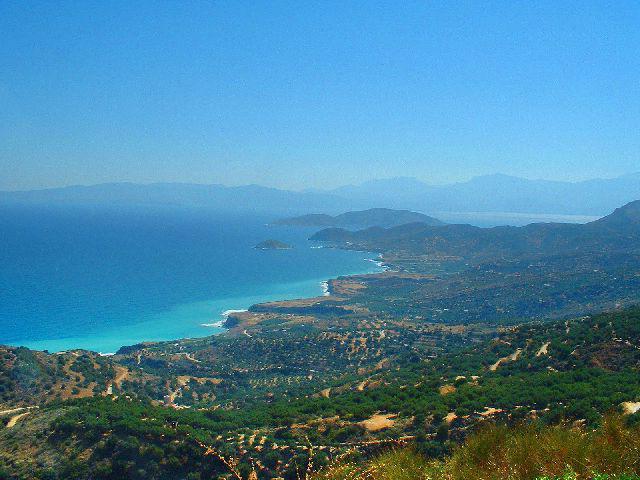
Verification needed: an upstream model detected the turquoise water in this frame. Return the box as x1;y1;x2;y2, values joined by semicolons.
0;205;381;353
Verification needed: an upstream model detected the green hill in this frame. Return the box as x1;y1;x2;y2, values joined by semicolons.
275;208;445;228
310;200;640;263
3;307;640;479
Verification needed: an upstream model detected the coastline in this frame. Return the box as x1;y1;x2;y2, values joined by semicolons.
222;249;390;333
200;309;248;328
215;248;387;333
211;248;388;333
15;249;386;354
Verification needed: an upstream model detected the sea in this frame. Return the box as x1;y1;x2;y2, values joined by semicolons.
0;204;383;353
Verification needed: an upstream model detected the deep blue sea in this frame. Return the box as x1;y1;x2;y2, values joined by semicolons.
0;205;382;353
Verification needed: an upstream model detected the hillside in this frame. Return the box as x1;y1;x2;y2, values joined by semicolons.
2;308;640;478
311;200;640;263
0;347;118;406
275;208;444;228
314;419;640;479
592;199;640;230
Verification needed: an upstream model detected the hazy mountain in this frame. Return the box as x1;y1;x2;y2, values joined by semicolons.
274;208;444;228
0;182;362;216
325;173;640;216
330;177;436;204
2;173;639;218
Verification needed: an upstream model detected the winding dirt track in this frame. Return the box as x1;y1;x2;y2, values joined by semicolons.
6;412;30;428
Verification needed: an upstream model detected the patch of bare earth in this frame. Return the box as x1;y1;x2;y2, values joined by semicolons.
479;407;503;418
358;413;396;432
489;348;522;371
6;412;30;428
621;401;640;415
444;412;458;424
439;384;456;395
536;342;551;357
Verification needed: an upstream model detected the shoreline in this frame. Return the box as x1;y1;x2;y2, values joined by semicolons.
222;249;390;333
200;309;248;328
11;249;386;354
222;250;386;330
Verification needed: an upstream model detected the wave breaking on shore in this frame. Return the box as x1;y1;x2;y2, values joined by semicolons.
201;309;249;328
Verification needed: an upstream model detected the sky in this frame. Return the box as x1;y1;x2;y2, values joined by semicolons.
1;1;639;191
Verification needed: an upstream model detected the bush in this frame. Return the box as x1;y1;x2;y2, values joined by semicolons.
312;415;640;480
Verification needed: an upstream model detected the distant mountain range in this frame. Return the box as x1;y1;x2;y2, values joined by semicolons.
323;173;640;216
1;173;639;218
274;208;444;228
0;182;358;216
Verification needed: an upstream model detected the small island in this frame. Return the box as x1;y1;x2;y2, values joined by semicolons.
254;239;292;250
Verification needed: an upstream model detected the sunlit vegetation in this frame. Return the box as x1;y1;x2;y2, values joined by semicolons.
314;414;640;480
1;307;640;478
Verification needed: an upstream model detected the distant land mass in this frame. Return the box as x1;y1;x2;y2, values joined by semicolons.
2;173;640;218
274;208;444;228
311;200;640;263
323;172;640;216
254;239;292;250
0;182;358;216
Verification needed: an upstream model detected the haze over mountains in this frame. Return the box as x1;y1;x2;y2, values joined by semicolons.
1;173;639;218
324;173;640;216
0;182;354;216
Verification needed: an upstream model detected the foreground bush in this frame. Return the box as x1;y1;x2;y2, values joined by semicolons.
313;415;640;480
312;449;440;480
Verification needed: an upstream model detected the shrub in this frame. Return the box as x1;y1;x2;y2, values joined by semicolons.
312;415;640;480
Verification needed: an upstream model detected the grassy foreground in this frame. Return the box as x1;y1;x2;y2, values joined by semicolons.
312;415;640;480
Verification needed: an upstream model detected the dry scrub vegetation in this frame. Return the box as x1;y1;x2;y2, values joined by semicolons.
312;415;640;480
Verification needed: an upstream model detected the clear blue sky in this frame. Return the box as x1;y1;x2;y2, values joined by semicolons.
1;1;639;190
